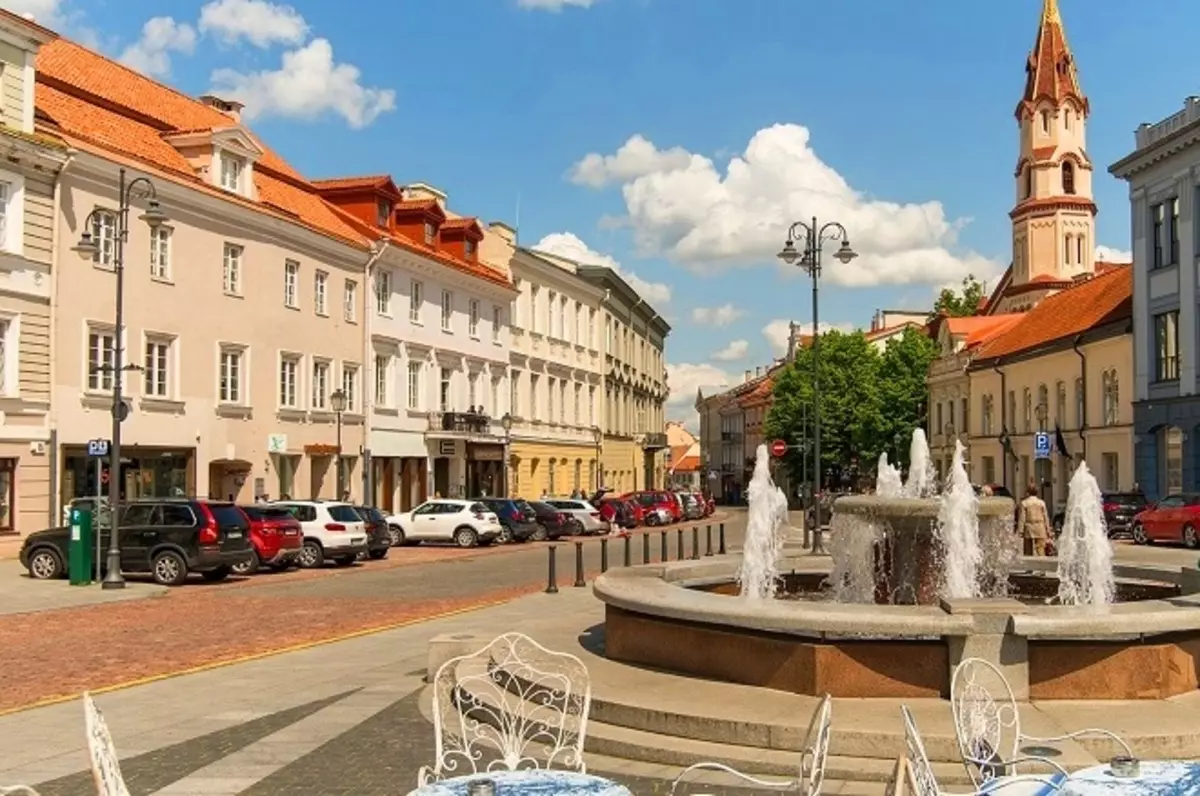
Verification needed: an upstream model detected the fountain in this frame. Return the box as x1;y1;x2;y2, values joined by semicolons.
738;444;788;600
937;440;983;601
875;452;903;498
1056;461;1115;606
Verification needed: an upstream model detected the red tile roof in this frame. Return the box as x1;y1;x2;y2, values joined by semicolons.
1016;0;1088;119
669;445;700;473
311;175;396;192
944;314;1025;348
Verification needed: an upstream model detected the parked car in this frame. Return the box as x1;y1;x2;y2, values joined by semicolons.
597;497;637;529
272;500;368;568
1130;494;1199;547
678;492;705;521
1052;491;1147;539
527;501;573;541
545;498;609;535
631;492;676;525
21;498;254;586
387;499;501;547
474;498;540;543
235;504;303;574
352;506;392;559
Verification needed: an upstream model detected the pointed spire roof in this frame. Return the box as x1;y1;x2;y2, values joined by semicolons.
1016;0;1087;119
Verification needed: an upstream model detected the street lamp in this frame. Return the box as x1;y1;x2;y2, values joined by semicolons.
592;425;603;491
71;168;167;590
330;388;347;499
777;217;857;555
501;412;513;496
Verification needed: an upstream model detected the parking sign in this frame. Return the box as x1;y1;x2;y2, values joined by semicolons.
86;439;110;458
1034;431;1052;460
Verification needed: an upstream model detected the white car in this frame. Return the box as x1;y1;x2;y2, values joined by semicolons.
387;499;501;548
272;500;368;568
545;498;610;535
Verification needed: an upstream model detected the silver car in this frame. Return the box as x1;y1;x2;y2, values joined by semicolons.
545;498;610;535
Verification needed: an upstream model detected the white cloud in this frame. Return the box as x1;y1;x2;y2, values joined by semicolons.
0;0;62;25
711;339;750;362
762;319;854;357
570;134;691;188
518;0;598;10
531;232;672;308
691;304;743;327
118;17;197;78
210;38;395;128
569;124;1002;288
666;362;731;414
199;0;309;47
1095;245;1132;263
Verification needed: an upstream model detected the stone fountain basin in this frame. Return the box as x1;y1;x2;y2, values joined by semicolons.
593;555;1200;701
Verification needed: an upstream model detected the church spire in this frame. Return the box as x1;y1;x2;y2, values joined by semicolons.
1016;0;1087;120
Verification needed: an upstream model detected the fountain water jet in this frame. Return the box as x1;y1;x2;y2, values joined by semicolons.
876;453;903;498
738;444;788;600
1056;461;1116;606
936;439;982;600
902;428;937;498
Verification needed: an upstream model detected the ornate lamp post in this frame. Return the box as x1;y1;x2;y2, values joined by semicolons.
330;388;347;499
501;412;513;496
71;169;168;590
592;425;604;491
777;218;857;554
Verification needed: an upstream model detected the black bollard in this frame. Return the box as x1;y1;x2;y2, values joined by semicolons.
623;534;632;567
705;524;713;556
676;528;684;560
660;529;668;562
691;526;700;560
719;522;727;555
643;532;651;564
545;546;559;594
574;541;586;588
600;537;609;573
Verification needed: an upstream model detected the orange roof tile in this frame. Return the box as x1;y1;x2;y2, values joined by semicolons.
397;198;440;212
311;175;395;191
945;314;1025;347
673;455;701;473
441;217;478;230
974;266;1131;361
739;376;775;408
1017;0;1088;119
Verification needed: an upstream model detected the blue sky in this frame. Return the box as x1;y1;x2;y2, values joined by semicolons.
6;0;1193;425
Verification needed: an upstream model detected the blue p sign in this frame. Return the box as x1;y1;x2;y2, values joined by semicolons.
1034;432;1052;459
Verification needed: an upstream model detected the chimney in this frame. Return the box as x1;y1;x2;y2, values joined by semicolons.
405;182;447;209
756;366;762;378
744;370;752;383
489;221;517;245
199;94;244;123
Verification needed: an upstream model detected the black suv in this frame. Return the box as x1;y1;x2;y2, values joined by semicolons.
352;505;392;559
475;498;540;543
1052;491;1147;538
20;498;254;586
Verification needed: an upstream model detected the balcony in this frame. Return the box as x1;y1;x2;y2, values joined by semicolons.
426;411;503;440
641;431;669;450
721;431;743;442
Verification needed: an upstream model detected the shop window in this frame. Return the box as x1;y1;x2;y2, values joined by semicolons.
0;458;13;531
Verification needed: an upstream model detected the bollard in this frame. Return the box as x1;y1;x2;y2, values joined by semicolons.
719;522;727;555
574;541;586;588
677;528;684;560
600;537;609;573
660;529;668;562
705;524;713;556
643;532;651;564
545;546;559;594
623;534;632;567
691;526;700;560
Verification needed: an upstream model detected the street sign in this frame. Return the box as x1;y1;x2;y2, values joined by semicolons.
86;439;110;458
769;439;788;457
1034;431;1052;460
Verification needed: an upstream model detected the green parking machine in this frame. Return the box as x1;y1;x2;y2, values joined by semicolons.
68;506;94;586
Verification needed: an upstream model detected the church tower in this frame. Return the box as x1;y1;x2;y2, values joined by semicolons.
998;0;1096;313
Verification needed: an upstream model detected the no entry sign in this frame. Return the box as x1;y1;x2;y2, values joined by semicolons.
770;439;788;457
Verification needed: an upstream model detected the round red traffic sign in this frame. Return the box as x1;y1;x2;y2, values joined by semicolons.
769;439;788;457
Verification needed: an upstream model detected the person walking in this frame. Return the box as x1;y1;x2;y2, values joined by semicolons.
1017;481;1050;556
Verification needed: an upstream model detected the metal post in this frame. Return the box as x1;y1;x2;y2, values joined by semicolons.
600;537;608;572
642;532;650;564
660;529;667;562
623;534;631;567
545;546;559;594
705;524;713;556
102;169;129;590
676;528;684;560
809;219;826;557
691;526;700;560
335;409;344;499
573;541;585;587
94;457;103;580
719;522;727;554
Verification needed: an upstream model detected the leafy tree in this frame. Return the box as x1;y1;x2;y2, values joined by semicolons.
932;275;987;318
877;327;938;469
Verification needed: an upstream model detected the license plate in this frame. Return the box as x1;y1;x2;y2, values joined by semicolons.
227;531;243;538
284;529;298;536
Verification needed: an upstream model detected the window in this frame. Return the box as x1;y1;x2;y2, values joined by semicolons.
530;285;541;333
1074;377;1085;429
559;380;567;424
91;211;116;267
1036;384;1048;430
223;243;242;294
1155;311;1180;382
1022;388;1032;433
1163;426;1184;494
1040;110;1049;134
1064;234;1072;266
548;377;556;421
441;290;453;331
589;386;596;425
1022;167;1032;201
283;260;299;308
1170;198;1180;265
492;305;502;343
491;378;500;415
373;270;392;315
1102;369;1119;426
143;337;171;398
341;364;358;412
547;290;557;337
0;458;14;532
1061;161;1075;195
219;346;244;404
573;384;581;425
375;354;390;407
605;316;612;353
465;239;476;259
86;327;115;392
220;154;244;192
376;199;391;228
469;299;480;338
344;279;357;322
469;371;479;407
409;280;423;323
981;395;993;436
312;360;329;410
530;374;540;417
937;403;944;434
588;308;596;348
1076;235;1084;265
1101;452;1119;492
407;361;422;410
1006;390;1015;432
424;221;435;245
149;226;171;279
279;355;300;408
1151;203;1164;269
439;367;452;411
0;179;17;255
314;271;328;315
1055;381;1067;427
511;371;521;416
0;319;10;396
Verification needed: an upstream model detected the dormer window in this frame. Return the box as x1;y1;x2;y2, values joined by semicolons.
377;200;391;228
221;154;244;193
424;222;436;245
465;239;476;259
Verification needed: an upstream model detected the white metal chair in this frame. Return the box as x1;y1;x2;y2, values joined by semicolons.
670;694;832;795
418;632;591;787
84;693;130;796
950;658;1130;788
901;706;1062;796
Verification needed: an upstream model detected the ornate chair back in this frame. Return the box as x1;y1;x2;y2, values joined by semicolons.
799;694;833;795
83;694;130;796
950;658;1021;787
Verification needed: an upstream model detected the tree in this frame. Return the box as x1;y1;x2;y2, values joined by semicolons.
877;327;939;469
932;275;987;318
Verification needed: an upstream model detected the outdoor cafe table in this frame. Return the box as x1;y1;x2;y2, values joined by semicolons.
1006;760;1200;795
407;770;633;796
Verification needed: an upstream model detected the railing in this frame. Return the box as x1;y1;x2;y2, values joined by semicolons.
427;411;493;435
720;432;742;442
642;432;669;449
1136;97;1200;150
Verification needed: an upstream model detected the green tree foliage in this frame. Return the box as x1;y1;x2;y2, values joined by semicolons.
877;327;938;468
932;275;987;318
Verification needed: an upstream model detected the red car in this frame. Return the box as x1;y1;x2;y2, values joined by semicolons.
629;491;679;525
235;504;304;573
1131;494;1200;548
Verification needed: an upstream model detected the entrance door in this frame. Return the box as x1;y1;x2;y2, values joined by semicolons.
433;457;450;497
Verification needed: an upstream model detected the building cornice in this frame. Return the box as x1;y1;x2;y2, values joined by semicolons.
575;264;672;337
511;249;606;305
1110;122;1200;180
384;245;517;302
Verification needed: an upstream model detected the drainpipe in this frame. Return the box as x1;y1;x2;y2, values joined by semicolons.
992;363;1008;490
1073;334;1088;461
360;238;391;505
48;148;77;526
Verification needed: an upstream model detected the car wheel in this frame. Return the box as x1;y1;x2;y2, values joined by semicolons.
334;555;356;566
1131;522;1149;545
27;547;64;580
232;550;261;576
388;524;405;546
454;526;479;548
646;513;660;527
1185;524;1199;550
201;566;231;583
497;524;513;544
368;549;388;560
151;550;188;587
531;524;549;542
298;540;324;568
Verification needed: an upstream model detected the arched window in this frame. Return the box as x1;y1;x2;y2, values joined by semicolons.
1036;384;1049;430
1064;234;1073;265
1023;166;1032;199
1103;369;1120;426
1064;108;1073;130
1022;388;1032;433
1055;381;1067;426
1062;160;1075;194
1040;110;1050;133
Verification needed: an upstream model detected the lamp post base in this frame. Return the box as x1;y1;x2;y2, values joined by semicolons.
101;549;126;589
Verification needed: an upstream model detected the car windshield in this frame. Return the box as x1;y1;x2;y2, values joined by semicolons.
242;506;294;521
469;502;489;513
209;504;247;528
327;504;362;522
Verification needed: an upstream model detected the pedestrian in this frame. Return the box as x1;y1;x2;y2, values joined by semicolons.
980;484;994;497
1017;480;1050;556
